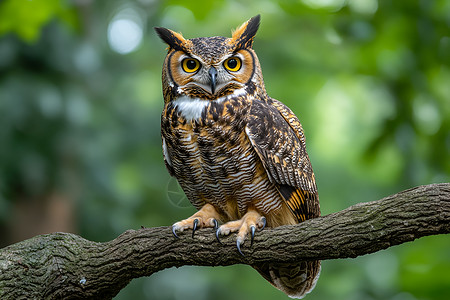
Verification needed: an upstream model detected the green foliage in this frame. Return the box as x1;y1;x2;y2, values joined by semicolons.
0;0;449;299
0;0;78;42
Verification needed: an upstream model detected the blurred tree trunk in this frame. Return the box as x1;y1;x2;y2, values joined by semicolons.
0;183;449;299
6;192;75;247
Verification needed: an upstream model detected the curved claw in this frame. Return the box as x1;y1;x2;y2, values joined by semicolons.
260;217;267;231
215;228;223;244
192;219;199;238
212;219;219;230
172;226;179;238
250;225;256;247
236;239;244;256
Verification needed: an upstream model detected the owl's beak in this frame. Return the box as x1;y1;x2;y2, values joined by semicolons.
208;67;217;94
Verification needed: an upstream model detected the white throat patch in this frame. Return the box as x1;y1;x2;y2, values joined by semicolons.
172;96;209;121
172;88;246;121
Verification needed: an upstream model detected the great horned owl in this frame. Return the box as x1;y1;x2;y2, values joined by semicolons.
155;15;320;298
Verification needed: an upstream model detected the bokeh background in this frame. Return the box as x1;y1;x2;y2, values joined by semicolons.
0;0;449;299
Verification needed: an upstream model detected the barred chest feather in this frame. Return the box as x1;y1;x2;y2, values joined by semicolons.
161;94;282;221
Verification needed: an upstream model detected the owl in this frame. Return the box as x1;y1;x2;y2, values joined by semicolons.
155;15;320;298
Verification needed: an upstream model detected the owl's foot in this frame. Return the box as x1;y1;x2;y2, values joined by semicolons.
172;203;221;238
216;210;266;256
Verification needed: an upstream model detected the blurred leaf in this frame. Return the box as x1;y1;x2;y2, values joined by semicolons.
0;0;78;42
166;0;225;20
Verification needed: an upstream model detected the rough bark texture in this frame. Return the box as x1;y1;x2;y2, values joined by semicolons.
1;183;449;299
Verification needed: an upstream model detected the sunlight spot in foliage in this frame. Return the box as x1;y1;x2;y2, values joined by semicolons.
73;43;101;74
412;95;441;135
161;5;196;30
301;0;346;11
365;252;399;289
144;267;209;300
38;84;62;118
311;76;402;184
133;70;162;107
377;48;415;80
65;89;91;125
325;28;342;45
108;7;145;54
348;0;378;15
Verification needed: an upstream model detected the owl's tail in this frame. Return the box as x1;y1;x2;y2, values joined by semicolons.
252;260;321;299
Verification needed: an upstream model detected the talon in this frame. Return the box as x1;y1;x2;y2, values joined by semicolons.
237;239;244;256
260;217;266;231
250;225;256;247
172;226;179;238
212;219;218;230
192;219;199;238
215;228;223;244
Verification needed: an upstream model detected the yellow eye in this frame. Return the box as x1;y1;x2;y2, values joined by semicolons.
182;58;200;73
224;57;242;72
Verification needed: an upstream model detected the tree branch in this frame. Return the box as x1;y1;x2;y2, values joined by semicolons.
1;183;449;299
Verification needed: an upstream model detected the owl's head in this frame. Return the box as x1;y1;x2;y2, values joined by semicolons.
155;15;265;102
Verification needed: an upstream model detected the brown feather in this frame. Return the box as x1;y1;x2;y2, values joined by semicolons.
230;15;261;49
154;27;189;52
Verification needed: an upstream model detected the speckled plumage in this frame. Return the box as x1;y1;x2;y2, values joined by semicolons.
155;15;320;298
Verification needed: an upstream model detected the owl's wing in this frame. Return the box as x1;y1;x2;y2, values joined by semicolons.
245;98;319;221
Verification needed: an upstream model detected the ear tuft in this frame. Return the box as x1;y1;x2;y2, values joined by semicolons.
154;27;187;52
231;15;261;50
